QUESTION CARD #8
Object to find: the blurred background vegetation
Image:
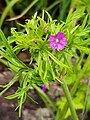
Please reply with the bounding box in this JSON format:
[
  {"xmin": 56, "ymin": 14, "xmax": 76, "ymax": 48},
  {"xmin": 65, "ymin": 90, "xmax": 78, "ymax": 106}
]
[
  {"xmin": 0, "ymin": 0, "xmax": 71, "ymax": 36},
  {"xmin": 0, "ymin": 0, "xmax": 90, "ymax": 36}
]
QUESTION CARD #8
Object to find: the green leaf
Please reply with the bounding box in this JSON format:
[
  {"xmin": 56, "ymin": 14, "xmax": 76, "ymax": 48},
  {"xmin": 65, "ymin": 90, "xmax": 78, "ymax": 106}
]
[
  {"xmin": 0, "ymin": 30, "xmax": 27, "ymax": 68},
  {"xmin": 45, "ymin": 50, "xmax": 70, "ymax": 69},
  {"xmin": 74, "ymin": 45, "xmax": 90, "ymax": 54},
  {"xmin": 0, "ymin": 74, "xmax": 19, "ymax": 96},
  {"xmin": 84, "ymin": 23, "xmax": 90, "ymax": 32},
  {"xmin": 26, "ymin": 95, "xmax": 38, "ymax": 104},
  {"xmin": 70, "ymin": 25, "xmax": 79, "ymax": 34},
  {"xmin": 45, "ymin": 10, "xmax": 52, "ymax": 22},
  {"xmin": 0, "ymin": 29, "xmax": 15, "ymax": 57},
  {"xmin": 5, "ymin": 92, "xmax": 21, "ymax": 99},
  {"xmin": 80, "ymin": 14, "xmax": 89, "ymax": 30},
  {"xmin": 38, "ymin": 52, "xmax": 43, "ymax": 78},
  {"xmin": 66, "ymin": 7, "xmax": 85, "ymax": 24}
]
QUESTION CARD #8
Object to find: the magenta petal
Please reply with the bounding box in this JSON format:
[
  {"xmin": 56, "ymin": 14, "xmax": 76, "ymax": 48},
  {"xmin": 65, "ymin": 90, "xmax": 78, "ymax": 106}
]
[
  {"xmin": 50, "ymin": 42, "xmax": 57, "ymax": 50},
  {"xmin": 55, "ymin": 32, "xmax": 64, "ymax": 40},
  {"xmin": 48, "ymin": 35, "xmax": 55, "ymax": 42},
  {"xmin": 48, "ymin": 32, "xmax": 67, "ymax": 50},
  {"xmin": 42, "ymin": 84, "xmax": 46, "ymax": 92},
  {"xmin": 62, "ymin": 38, "xmax": 67, "ymax": 42},
  {"xmin": 60, "ymin": 38, "xmax": 67, "ymax": 45},
  {"xmin": 57, "ymin": 44, "xmax": 64, "ymax": 50}
]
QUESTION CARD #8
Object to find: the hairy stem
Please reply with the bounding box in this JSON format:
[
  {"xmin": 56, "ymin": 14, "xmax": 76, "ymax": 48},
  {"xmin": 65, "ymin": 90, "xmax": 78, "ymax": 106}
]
[
  {"xmin": 61, "ymin": 79, "xmax": 79, "ymax": 120},
  {"xmin": 59, "ymin": 55, "xmax": 90, "ymax": 120}
]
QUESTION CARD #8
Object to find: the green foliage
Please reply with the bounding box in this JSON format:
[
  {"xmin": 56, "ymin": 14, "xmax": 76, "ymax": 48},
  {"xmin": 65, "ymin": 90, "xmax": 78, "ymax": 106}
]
[
  {"xmin": 57, "ymin": 83, "xmax": 87, "ymax": 118},
  {"xmin": 0, "ymin": 3, "xmax": 90, "ymax": 119}
]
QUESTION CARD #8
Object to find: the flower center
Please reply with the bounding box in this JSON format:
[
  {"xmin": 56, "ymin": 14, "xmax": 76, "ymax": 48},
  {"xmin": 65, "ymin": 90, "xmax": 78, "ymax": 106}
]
[{"xmin": 55, "ymin": 38, "xmax": 59, "ymax": 42}]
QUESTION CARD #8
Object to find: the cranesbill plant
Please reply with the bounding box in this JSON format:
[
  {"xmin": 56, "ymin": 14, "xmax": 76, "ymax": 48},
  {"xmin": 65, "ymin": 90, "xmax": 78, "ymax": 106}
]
[{"xmin": 0, "ymin": 8, "xmax": 90, "ymax": 120}]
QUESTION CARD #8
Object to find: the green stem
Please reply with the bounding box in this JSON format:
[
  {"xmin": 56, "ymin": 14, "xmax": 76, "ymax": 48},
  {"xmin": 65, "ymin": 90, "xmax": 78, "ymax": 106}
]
[
  {"xmin": 0, "ymin": 0, "xmax": 19, "ymax": 28},
  {"xmin": 46, "ymin": 0, "xmax": 60, "ymax": 11},
  {"xmin": 58, "ymin": 0, "xmax": 70, "ymax": 21},
  {"xmin": 61, "ymin": 79, "xmax": 79, "ymax": 120},
  {"xmin": 58, "ymin": 55, "xmax": 90, "ymax": 120},
  {"xmin": 71, "ymin": 55, "xmax": 90, "ymax": 95},
  {"xmin": 0, "ymin": 58, "xmax": 8, "ymax": 66},
  {"xmin": 6, "ymin": 0, "xmax": 39, "ymax": 21},
  {"xmin": 32, "ymin": 84, "xmax": 56, "ymax": 110},
  {"xmin": 32, "ymin": 84, "xmax": 56, "ymax": 118},
  {"xmin": 5, "ymin": 0, "xmax": 20, "ymax": 30}
]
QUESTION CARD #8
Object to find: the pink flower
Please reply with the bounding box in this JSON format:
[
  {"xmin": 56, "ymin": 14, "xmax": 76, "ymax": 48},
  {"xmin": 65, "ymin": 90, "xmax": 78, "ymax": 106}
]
[
  {"xmin": 48, "ymin": 32, "xmax": 67, "ymax": 50},
  {"xmin": 42, "ymin": 84, "xmax": 46, "ymax": 92}
]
